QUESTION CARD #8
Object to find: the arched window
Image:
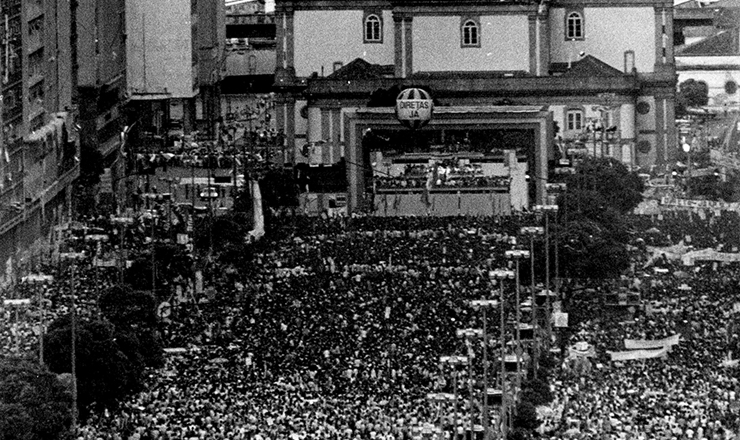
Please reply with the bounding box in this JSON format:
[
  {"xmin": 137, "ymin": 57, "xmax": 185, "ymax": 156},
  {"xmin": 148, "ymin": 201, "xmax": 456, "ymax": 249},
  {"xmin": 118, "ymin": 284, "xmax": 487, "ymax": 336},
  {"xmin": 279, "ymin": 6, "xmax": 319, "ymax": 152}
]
[
  {"xmin": 364, "ymin": 14, "xmax": 382, "ymax": 43},
  {"xmin": 566, "ymin": 12, "xmax": 583, "ymax": 40},
  {"xmin": 462, "ymin": 19, "xmax": 480, "ymax": 47}
]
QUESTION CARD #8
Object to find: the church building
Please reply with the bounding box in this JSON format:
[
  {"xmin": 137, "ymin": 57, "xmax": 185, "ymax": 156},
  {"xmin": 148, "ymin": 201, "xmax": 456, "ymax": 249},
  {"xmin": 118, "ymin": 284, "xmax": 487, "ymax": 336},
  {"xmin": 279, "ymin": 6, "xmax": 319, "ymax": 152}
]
[{"xmin": 273, "ymin": 0, "xmax": 677, "ymax": 215}]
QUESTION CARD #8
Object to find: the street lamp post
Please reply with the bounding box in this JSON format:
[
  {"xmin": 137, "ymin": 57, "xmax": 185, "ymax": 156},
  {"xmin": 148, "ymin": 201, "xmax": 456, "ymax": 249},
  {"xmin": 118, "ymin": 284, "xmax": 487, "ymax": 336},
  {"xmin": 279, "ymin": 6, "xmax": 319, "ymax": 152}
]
[
  {"xmin": 545, "ymin": 183, "xmax": 567, "ymax": 295},
  {"xmin": 440, "ymin": 355, "xmax": 468, "ymax": 440},
  {"xmin": 533, "ymin": 205, "xmax": 558, "ymax": 347},
  {"xmin": 86, "ymin": 233, "xmax": 109, "ymax": 317},
  {"xmin": 489, "ymin": 268, "xmax": 515, "ymax": 438},
  {"xmin": 519, "ymin": 227, "xmax": 544, "ymax": 378},
  {"xmin": 682, "ymin": 142, "xmax": 692, "ymax": 195},
  {"xmin": 505, "ymin": 250, "xmax": 529, "ymax": 413},
  {"xmin": 457, "ymin": 328, "xmax": 483, "ymax": 437},
  {"xmin": 470, "ymin": 299, "xmax": 500, "ymax": 439},
  {"xmin": 25, "ymin": 273, "xmax": 54, "ymax": 364},
  {"xmin": 111, "ymin": 217, "xmax": 134, "ymax": 285},
  {"xmin": 60, "ymin": 251, "xmax": 86, "ymax": 436},
  {"xmin": 150, "ymin": 214, "xmax": 156, "ymax": 297},
  {"xmin": 159, "ymin": 177, "xmax": 177, "ymax": 235}
]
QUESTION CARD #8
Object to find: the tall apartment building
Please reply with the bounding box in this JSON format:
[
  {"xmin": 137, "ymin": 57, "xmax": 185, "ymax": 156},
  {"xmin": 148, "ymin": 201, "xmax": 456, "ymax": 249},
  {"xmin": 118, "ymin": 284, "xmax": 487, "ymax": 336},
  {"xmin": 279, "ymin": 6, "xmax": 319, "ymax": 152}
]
[
  {"xmin": 72, "ymin": 0, "xmax": 225, "ymax": 210},
  {"xmin": 125, "ymin": 0, "xmax": 225, "ymax": 139},
  {"xmin": 222, "ymin": 0, "xmax": 276, "ymax": 96},
  {"xmin": 75, "ymin": 0, "xmax": 129, "ymax": 207},
  {"xmin": 197, "ymin": 0, "xmax": 226, "ymax": 138},
  {"xmin": 0, "ymin": 0, "xmax": 79, "ymax": 286},
  {"xmin": 274, "ymin": 0, "xmax": 677, "ymax": 215}
]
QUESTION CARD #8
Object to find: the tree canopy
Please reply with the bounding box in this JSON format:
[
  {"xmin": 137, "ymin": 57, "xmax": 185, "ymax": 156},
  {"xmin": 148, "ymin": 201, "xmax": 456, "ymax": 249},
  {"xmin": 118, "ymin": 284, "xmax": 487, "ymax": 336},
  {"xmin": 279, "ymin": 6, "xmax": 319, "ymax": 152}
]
[
  {"xmin": 556, "ymin": 157, "xmax": 644, "ymax": 279},
  {"xmin": 677, "ymin": 79, "xmax": 709, "ymax": 115},
  {"xmin": 0, "ymin": 358, "xmax": 72, "ymax": 440},
  {"xmin": 124, "ymin": 242, "xmax": 193, "ymax": 299},
  {"xmin": 43, "ymin": 315, "xmax": 158, "ymax": 420}
]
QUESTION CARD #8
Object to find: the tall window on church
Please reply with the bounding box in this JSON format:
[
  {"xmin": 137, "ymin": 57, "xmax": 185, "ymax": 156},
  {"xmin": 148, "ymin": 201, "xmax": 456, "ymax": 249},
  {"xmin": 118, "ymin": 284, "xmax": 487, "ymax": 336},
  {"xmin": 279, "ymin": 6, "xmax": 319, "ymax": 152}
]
[
  {"xmin": 462, "ymin": 19, "xmax": 480, "ymax": 47},
  {"xmin": 566, "ymin": 12, "xmax": 584, "ymax": 40},
  {"xmin": 364, "ymin": 14, "xmax": 382, "ymax": 43}
]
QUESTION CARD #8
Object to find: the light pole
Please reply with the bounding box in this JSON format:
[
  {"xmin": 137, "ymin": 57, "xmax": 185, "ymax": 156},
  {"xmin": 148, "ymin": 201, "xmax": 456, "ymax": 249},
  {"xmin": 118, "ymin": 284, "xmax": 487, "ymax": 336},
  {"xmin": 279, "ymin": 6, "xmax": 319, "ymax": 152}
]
[
  {"xmin": 545, "ymin": 184, "xmax": 567, "ymax": 296},
  {"xmin": 86, "ymin": 233, "xmax": 109, "ymax": 317},
  {"xmin": 469, "ymin": 299, "xmax": 500, "ymax": 439},
  {"xmin": 111, "ymin": 216, "xmax": 134, "ymax": 285},
  {"xmin": 533, "ymin": 204, "xmax": 558, "ymax": 347},
  {"xmin": 682, "ymin": 142, "xmax": 692, "ymax": 195},
  {"xmin": 519, "ymin": 226, "xmax": 543, "ymax": 378},
  {"xmin": 427, "ymin": 391, "xmax": 455, "ymax": 440},
  {"xmin": 457, "ymin": 328, "xmax": 483, "ymax": 437},
  {"xmin": 159, "ymin": 177, "xmax": 177, "ymax": 236},
  {"xmin": 505, "ymin": 250, "xmax": 529, "ymax": 414},
  {"xmin": 440, "ymin": 355, "xmax": 469, "ymax": 438},
  {"xmin": 119, "ymin": 121, "xmax": 139, "ymax": 213},
  {"xmin": 60, "ymin": 251, "xmax": 86, "ymax": 436},
  {"xmin": 489, "ymin": 268, "xmax": 515, "ymax": 438},
  {"xmin": 149, "ymin": 213, "xmax": 157, "ymax": 298},
  {"xmin": 25, "ymin": 273, "xmax": 54, "ymax": 364}
]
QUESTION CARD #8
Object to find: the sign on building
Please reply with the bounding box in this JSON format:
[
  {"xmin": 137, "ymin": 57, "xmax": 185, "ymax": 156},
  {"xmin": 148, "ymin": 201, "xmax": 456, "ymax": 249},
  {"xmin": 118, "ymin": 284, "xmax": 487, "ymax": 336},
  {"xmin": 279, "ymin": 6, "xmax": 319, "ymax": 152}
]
[{"xmin": 395, "ymin": 88, "xmax": 433, "ymax": 130}]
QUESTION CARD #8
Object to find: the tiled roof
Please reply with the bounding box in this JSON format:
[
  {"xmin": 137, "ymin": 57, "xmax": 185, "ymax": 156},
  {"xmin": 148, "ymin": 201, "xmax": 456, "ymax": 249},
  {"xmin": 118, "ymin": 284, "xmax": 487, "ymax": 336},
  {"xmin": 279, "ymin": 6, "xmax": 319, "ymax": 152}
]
[
  {"xmin": 326, "ymin": 58, "xmax": 395, "ymax": 80},
  {"xmin": 677, "ymin": 27, "xmax": 740, "ymax": 55},
  {"xmin": 550, "ymin": 55, "xmax": 624, "ymax": 77}
]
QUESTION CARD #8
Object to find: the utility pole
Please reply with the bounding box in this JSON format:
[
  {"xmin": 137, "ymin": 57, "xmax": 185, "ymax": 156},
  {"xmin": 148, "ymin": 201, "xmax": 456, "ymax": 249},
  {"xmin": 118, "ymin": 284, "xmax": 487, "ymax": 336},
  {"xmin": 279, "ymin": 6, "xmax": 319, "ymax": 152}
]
[
  {"xmin": 520, "ymin": 226, "xmax": 544, "ymax": 379},
  {"xmin": 60, "ymin": 251, "xmax": 86, "ymax": 437},
  {"xmin": 27, "ymin": 273, "xmax": 54, "ymax": 365},
  {"xmin": 490, "ymin": 268, "xmax": 515, "ymax": 438},
  {"xmin": 470, "ymin": 299, "xmax": 500, "ymax": 439},
  {"xmin": 505, "ymin": 250, "xmax": 529, "ymax": 416}
]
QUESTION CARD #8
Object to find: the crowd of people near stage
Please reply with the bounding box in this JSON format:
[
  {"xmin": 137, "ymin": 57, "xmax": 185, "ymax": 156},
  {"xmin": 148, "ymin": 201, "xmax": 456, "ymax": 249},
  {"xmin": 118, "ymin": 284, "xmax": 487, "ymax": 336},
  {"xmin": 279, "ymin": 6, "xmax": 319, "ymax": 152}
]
[
  {"xmin": 4, "ymin": 208, "xmax": 740, "ymax": 439},
  {"xmin": 374, "ymin": 175, "xmax": 511, "ymax": 191},
  {"xmin": 373, "ymin": 163, "xmax": 512, "ymax": 191}
]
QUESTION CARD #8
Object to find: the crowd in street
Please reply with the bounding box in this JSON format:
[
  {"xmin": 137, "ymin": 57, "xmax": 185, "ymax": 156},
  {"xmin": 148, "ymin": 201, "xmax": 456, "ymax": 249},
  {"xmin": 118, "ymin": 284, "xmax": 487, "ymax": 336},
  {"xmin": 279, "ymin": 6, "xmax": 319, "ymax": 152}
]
[
  {"xmin": 552, "ymin": 210, "xmax": 740, "ymax": 439},
  {"xmin": 3, "ymin": 209, "xmax": 740, "ymax": 439}
]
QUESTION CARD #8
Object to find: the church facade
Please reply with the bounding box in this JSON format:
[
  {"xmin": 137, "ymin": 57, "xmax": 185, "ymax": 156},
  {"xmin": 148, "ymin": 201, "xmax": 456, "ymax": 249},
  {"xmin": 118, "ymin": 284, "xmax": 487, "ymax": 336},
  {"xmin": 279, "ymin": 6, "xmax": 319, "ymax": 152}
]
[{"xmin": 273, "ymin": 0, "xmax": 677, "ymax": 215}]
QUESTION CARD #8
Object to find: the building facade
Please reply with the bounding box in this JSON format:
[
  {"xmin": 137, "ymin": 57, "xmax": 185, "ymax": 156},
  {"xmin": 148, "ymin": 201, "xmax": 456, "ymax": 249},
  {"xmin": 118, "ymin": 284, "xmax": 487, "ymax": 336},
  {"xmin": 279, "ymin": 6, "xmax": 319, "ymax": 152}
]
[
  {"xmin": 75, "ymin": 0, "xmax": 130, "ymax": 208},
  {"xmin": 274, "ymin": 0, "xmax": 677, "ymax": 215},
  {"xmin": 0, "ymin": 0, "xmax": 79, "ymax": 287},
  {"xmin": 125, "ymin": 0, "xmax": 201, "ymax": 136}
]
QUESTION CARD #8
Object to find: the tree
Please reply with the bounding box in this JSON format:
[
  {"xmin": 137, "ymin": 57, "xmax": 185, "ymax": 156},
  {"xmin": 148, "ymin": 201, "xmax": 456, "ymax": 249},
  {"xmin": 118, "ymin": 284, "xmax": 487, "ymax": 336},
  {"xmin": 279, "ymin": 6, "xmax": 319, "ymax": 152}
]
[
  {"xmin": 259, "ymin": 168, "xmax": 299, "ymax": 214},
  {"xmin": 556, "ymin": 157, "xmax": 643, "ymax": 279},
  {"xmin": 99, "ymin": 285, "xmax": 164, "ymax": 369},
  {"xmin": 520, "ymin": 377, "xmax": 554, "ymax": 407},
  {"xmin": 0, "ymin": 358, "xmax": 72, "ymax": 440},
  {"xmin": 125, "ymin": 242, "xmax": 193, "ymax": 298},
  {"xmin": 512, "ymin": 400, "xmax": 540, "ymax": 431},
  {"xmin": 192, "ymin": 211, "xmax": 251, "ymax": 252},
  {"xmin": 565, "ymin": 157, "xmax": 644, "ymax": 215},
  {"xmin": 99, "ymin": 285, "xmax": 158, "ymax": 329},
  {"xmin": 677, "ymin": 79, "xmax": 709, "ymax": 115},
  {"xmin": 43, "ymin": 316, "xmax": 148, "ymax": 419},
  {"xmin": 506, "ymin": 427, "xmax": 532, "ymax": 440}
]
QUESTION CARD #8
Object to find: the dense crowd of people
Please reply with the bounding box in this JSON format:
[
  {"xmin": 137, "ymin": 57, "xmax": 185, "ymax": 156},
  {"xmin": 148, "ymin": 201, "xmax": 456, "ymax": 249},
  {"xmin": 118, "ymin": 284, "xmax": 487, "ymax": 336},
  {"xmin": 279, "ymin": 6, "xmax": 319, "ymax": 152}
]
[
  {"xmin": 374, "ymin": 163, "xmax": 512, "ymax": 191},
  {"xmin": 3, "ymin": 208, "xmax": 740, "ymax": 439},
  {"xmin": 375, "ymin": 176, "xmax": 511, "ymax": 190}
]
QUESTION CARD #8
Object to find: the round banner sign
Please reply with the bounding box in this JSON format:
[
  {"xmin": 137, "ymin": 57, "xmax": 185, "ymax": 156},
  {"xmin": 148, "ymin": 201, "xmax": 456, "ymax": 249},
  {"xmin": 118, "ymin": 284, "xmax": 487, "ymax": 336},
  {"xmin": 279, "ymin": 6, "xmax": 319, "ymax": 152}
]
[{"xmin": 396, "ymin": 88, "xmax": 433, "ymax": 129}]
